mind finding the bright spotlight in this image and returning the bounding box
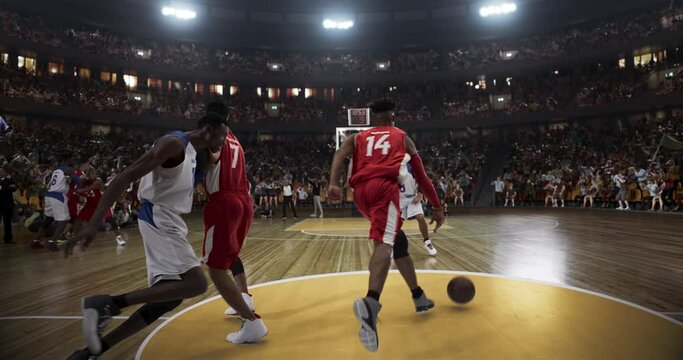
[322,18,354,30]
[480,3,517,17]
[161,6,196,20]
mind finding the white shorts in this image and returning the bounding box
[138,201,200,287]
[400,201,424,220]
[44,194,70,222]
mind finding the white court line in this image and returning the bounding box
[299,229,422,238]
[0,315,169,321]
[135,269,683,360]
[284,218,309,232]
[239,219,559,241]
[661,312,683,316]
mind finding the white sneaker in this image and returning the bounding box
[319,214,324,218]
[115,235,126,246]
[423,240,437,256]
[624,207,630,211]
[616,207,623,210]
[226,317,268,343]
[225,293,254,316]
[310,214,317,218]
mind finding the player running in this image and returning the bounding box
[200,102,268,343]
[328,98,444,352]
[399,169,437,256]
[64,112,228,359]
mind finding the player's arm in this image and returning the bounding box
[65,137,184,258]
[412,192,424,204]
[76,178,105,194]
[328,134,356,202]
[404,136,444,231]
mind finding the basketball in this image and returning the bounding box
[447,276,475,304]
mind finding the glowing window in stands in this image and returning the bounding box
[210,84,224,95]
[17,56,36,74]
[48,62,64,75]
[123,74,138,90]
[79,68,91,79]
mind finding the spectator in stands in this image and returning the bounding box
[491,177,504,206]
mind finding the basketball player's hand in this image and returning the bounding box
[429,207,445,233]
[327,185,342,203]
[64,225,97,259]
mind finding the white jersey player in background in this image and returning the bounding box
[32,154,76,252]
[399,169,437,256]
[64,113,229,360]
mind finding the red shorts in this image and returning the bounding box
[77,204,96,221]
[202,192,254,270]
[353,178,402,246]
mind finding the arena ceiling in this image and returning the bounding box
[0,0,671,50]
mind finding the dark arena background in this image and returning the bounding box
[0,0,682,359]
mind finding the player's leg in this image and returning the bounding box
[315,195,324,217]
[414,211,436,255]
[393,230,435,314]
[68,279,185,359]
[32,215,52,249]
[353,182,400,352]
[281,196,288,219]
[205,195,266,343]
[76,267,206,356]
[107,216,126,245]
[224,256,253,315]
[290,196,298,218]
[232,257,249,293]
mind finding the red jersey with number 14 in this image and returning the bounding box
[205,132,249,194]
[349,126,410,187]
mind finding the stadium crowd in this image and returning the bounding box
[497,114,683,210]
[1,6,680,75]
[3,57,681,125]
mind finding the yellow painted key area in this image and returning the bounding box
[139,272,683,360]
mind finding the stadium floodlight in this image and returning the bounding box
[322,18,354,30]
[479,3,517,17]
[161,6,196,20]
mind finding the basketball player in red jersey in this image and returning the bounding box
[328,98,445,352]
[74,168,125,246]
[201,102,268,343]
[63,160,87,240]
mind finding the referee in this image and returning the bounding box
[0,167,17,243]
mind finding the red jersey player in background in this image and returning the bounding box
[74,168,126,246]
[328,98,444,352]
[201,102,268,343]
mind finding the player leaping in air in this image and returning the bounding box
[328,98,444,352]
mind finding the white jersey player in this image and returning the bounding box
[32,155,76,252]
[64,113,229,360]
[399,171,437,256]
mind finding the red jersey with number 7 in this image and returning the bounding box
[205,132,249,194]
[349,125,410,187]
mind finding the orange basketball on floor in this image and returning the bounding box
[447,276,475,304]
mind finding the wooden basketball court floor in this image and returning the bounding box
[0,208,681,359]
